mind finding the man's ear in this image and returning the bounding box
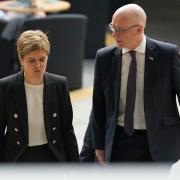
[137,25,144,34]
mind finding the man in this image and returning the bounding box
[81,4,180,163]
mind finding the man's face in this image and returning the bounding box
[110,16,140,49]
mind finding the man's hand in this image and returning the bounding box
[95,149,106,164]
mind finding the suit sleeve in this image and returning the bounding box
[92,51,106,150]
[80,111,95,162]
[0,81,6,161]
[60,79,79,161]
[173,46,180,102]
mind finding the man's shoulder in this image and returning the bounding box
[97,45,118,55]
[147,37,178,50]
[96,46,121,61]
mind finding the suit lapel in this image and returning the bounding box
[144,37,156,107]
[43,73,57,137]
[112,48,122,118]
[13,71,28,140]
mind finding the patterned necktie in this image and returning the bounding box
[124,51,137,136]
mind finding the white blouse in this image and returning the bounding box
[24,81,48,146]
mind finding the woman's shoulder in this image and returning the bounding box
[0,73,19,86]
[45,72,70,92]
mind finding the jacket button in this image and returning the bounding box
[14,128,19,132]
[14,113,18,118]
[52,127,56,131]
[17,141,21,145]
[52,113,57,118]
[52,140,56,144]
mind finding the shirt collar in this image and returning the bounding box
[122,35,146,54]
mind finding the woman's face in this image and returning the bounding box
[20,49,48,84]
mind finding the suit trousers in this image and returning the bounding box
[17,144,58,162]
[110,125,153,162]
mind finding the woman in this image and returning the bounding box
[0,30,79,162]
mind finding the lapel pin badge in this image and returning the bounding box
[149,57,154,61]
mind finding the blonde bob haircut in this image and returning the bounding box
[17,30,50,61]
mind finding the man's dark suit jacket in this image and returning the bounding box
[0,71,79,162]
[91,37,180,162]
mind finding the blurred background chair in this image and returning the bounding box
[0,19,14,78]
[19,14,87,90]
